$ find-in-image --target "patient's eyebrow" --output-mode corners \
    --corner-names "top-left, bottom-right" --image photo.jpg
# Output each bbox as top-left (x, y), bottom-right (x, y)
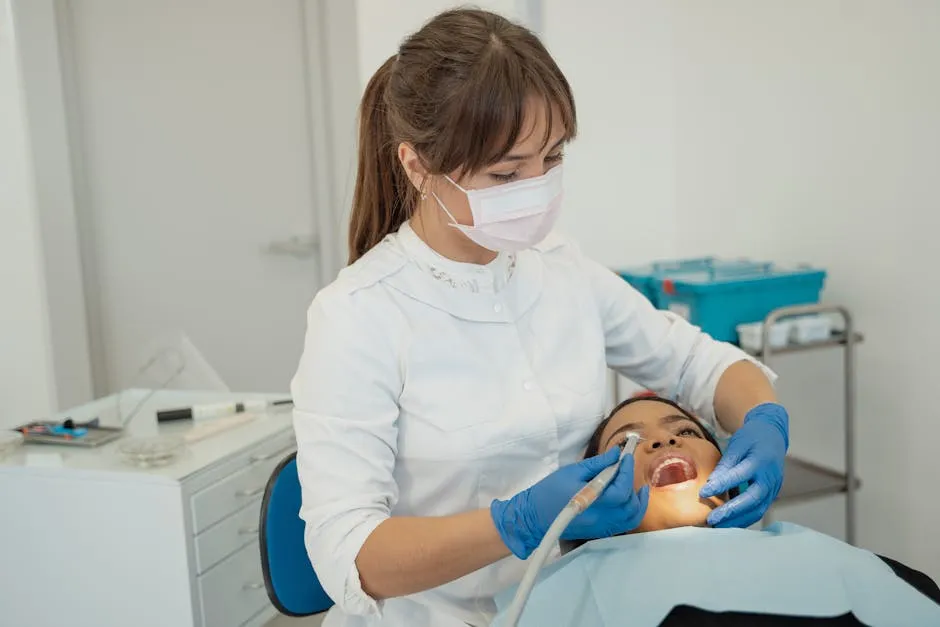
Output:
top-left (603, 414), bottom-right (701, 449)
top-left (660, 414), bottom-right (697, 427)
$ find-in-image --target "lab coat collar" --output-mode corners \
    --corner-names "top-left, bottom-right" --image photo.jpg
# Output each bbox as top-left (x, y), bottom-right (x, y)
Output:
top-left (383, 223), bottom-right (543, 323)
top-left (532, 230), bottom-right (568, 254)
top-left (396, 222), bottom-right (516, 294)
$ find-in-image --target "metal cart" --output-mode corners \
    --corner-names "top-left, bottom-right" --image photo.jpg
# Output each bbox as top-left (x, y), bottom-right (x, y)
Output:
top-left (610, 303), bottom-right (862, 545)
top-left (753, 304), bottom-right (862, 545)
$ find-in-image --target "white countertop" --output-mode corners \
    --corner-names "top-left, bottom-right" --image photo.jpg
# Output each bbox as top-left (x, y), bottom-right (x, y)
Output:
top-left (0, 389), bottom-right (294, 483)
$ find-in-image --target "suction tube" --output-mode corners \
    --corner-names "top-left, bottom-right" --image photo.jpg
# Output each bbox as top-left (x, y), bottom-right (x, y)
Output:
top-left (501, 433), bottom-right (642, 627)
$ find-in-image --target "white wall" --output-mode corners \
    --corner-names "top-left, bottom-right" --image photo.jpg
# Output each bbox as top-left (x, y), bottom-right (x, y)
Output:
top-left (319, 0), bottom-right (362, 268)
top-left (546, 0), bottom-right (939, 580)
top-left (544, 1), bottom-right (678, 267)
top-left (669, 1), bottom-right (940, 579)
top-left (0, 0), bottom-right (57, 427)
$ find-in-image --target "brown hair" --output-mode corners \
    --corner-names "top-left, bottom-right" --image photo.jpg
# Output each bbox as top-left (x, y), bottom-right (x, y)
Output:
top-left (347, 8), bottom-right (577, 264)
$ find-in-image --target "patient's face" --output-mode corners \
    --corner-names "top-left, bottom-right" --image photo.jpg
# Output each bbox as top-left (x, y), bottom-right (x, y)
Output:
top-left (596, 400), bottom-right (726, 532)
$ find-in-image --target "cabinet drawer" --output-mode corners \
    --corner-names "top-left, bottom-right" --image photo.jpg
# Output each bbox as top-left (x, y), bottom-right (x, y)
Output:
top-left (195, 498), bottom-right (262, 574)
top-left (241, 606), bottom-right (277, 627)
top-left (190, 441), bottom-right (291, 533)
top-left (198, 540), bottom-right (269, 627)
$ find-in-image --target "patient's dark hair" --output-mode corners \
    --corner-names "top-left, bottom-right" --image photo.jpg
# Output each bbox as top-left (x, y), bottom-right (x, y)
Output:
top-left (584, 395), bottom-right (722, 458)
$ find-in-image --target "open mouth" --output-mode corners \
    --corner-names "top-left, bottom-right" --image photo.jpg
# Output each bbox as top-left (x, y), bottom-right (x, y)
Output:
top-left (648, 453), bottom-right (698, 489)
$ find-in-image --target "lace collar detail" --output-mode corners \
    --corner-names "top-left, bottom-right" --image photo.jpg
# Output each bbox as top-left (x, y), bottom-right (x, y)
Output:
top-left (396, 222), bottom-right (516, 294)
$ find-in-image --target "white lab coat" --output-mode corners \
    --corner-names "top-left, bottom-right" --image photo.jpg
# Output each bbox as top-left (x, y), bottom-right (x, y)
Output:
top-left (290, 223), bottom-right (773, 627)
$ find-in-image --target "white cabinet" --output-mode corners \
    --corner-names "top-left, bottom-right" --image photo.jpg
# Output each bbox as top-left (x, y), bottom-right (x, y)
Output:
top-left (195, 498), bottom-right (265, 575)
top-left (198, 541), bottom-right (271, 627)
top-left (0, 390), bottom-right (296, 627)
top-left (187, 432), bottom-right (295, 627)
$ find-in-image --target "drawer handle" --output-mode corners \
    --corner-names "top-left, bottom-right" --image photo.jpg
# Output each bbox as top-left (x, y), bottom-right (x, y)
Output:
top-left (239, 525), bottom-right (260, 535)
top-left (243, 582), bottom-right (265, 591)
top-left (249, 444), bottom-right (294, 464)
top-left (235, 486), bottom-right (264, 498)
top-left (249, 452), bottom-right (276, 463)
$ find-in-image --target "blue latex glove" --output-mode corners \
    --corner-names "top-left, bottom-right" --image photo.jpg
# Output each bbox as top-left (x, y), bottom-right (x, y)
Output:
top-left (491, 447), bottom-right (650, 559)
top-left (700, 402), bottom-right (789, 528)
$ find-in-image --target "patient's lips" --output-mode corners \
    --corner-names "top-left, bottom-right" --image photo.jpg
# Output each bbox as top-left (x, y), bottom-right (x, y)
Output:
top-left (648, 452), bottom-right (698, 489)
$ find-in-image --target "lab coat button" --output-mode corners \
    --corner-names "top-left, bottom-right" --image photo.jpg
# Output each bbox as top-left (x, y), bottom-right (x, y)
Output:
top-left (493, 303), bottom-right (503, 313)
top-left (523, 380), bottom-right (534, 391)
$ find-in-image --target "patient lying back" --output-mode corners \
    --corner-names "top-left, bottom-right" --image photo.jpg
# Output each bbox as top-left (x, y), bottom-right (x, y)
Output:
top-left (493, 396), bottom-right (940, 627)
top-left (583, 394), bottom-right (731, 533)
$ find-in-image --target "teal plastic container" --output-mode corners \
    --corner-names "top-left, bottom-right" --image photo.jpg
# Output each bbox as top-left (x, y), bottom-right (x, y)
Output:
top-left (618, 257), bottom-right (719, 305)
top-left (653, 264), bottom-right (827, 343)
top-left (618, 257), bottom-right (761, 307)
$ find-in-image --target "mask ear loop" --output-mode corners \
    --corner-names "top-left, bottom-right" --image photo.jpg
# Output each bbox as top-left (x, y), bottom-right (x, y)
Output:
top-left (444, 174), bottom-right (470, 194)
top-left (430, 174), bottom-right (471, 228)
top-left (429, 191), bottom-right (462, 228)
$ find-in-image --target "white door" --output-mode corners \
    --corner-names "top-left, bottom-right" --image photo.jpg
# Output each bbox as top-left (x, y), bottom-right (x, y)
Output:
top-left (64, 0), bottom-right (344, 393)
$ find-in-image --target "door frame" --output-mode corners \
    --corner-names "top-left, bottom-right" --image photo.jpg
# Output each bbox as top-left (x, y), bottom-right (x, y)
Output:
top-left (13, 0), bottom-right (360, 400)
top-left (10, 0), bottom-right (94, 407)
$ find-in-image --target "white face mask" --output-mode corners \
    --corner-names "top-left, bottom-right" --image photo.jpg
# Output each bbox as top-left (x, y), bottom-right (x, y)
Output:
top-left (430, 164), bottom-right (564, 253)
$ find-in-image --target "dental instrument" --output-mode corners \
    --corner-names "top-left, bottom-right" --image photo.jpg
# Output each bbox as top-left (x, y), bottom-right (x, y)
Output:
top-left (156, 398), bottom-right (292, 422)
top-left (502, 432), bottom-right (643, 627)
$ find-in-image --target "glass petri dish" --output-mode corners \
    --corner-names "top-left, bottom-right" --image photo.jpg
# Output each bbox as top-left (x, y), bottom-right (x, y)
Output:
top-left (118, 435), bottom-right (185, 468)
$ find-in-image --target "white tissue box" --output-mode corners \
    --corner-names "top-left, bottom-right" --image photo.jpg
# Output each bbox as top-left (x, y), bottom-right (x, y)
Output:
top-left (791, 315), bottom-right (833, 344)
top-left (736, 321), bottom-right (791, 353)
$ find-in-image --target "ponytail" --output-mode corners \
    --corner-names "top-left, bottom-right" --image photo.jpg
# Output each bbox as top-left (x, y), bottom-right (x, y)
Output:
top-left (348, 55), bottom-right (416, 264)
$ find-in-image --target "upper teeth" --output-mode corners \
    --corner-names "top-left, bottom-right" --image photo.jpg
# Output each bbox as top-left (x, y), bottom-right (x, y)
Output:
top-left (652, 457), bottom-right (693, 483)
top-left (657, 457), bottom-right (690, 469)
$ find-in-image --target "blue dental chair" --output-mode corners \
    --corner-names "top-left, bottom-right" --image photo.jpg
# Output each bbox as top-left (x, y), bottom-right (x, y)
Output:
top-left (259, 452), bottom-right (334, 617)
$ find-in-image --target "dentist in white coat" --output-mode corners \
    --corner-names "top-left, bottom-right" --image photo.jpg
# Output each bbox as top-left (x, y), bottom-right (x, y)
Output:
top-left (291, 8), bottom-right (790, 627)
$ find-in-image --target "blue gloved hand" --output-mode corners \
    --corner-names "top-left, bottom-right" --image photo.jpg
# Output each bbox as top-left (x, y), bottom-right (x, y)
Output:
top-left (700, 402), bottom-right (789, 528)
top-left (491, 447), bottom-right (650, 559)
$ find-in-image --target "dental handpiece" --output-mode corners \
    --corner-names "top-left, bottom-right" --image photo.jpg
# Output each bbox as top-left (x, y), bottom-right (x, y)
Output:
top-left (570, 432), bottom-right (641, 513)
top-left (502, 433), bottom-right (642, 627)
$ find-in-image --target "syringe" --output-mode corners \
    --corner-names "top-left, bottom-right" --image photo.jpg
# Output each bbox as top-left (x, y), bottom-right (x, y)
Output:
top-left (501, 433), bottom-right (642, 627)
